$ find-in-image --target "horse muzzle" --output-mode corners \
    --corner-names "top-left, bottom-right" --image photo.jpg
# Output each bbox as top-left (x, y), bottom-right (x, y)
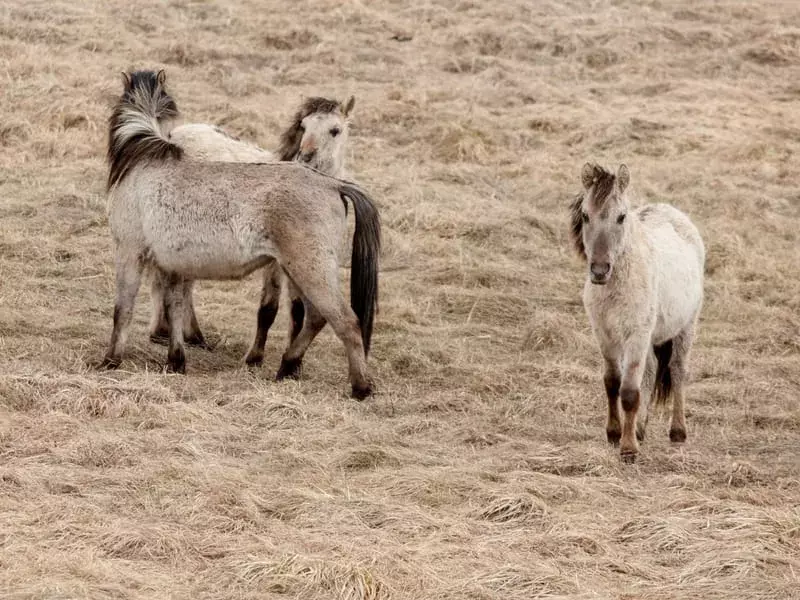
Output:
top-left (590, 261), bottom-right (612, 285)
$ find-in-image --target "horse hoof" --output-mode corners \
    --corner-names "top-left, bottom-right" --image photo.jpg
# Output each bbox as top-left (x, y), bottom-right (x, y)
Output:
top-left (351, 384), bottom-right (372, 400)
top-left (606, 429), bottom-right (621, 445)
top-left (244, 353), bottom-right (263, 368)
top-left (669, 427), bottom-right (687, 443)
top-left (276, 357), bottom-right (302, 381)
top-left (166, 351), bottom-right (186, 374)
top-left (620, 451), bottom-right (637, 464)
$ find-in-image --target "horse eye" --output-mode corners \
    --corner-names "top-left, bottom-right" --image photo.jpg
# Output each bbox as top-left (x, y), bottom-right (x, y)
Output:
top-left (330, 127), bottom-right (341, 137)
top-left (581, 212), bottom-right (589, 223)
top-left (617, 213), bottom-right (626, 225)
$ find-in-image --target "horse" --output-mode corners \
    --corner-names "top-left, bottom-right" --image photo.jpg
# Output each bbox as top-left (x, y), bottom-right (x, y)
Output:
top-left (102, 70), bottom-right (380, 399)
top-left (569, 163), bottom-right (705, 462)
top-left (149, 94), bottom-right (356, 373)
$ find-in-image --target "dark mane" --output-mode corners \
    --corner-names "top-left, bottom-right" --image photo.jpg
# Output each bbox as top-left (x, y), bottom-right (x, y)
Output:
top-left (586, 164), bottom-right (617, 210)
top-left (107, 70), bottom-right (183, 190)
top-left (276, 97), bottom-right (343, 161)
top-left (569, 192), bottom-right (586, 259)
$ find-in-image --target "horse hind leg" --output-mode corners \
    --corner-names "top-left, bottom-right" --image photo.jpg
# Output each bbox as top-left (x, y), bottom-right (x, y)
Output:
top-left (288, 280), bottom-right (305, 344)
top-left (668, 322), bottom-right (696, 443)
top-left (101, 250), bottom-right (144, 368)
top-left (160, 271), bottom-right (187, 374)
top-left (281, 256), bottom-right (371, 399)
top-left (244, 260), bottom-right (282, 367)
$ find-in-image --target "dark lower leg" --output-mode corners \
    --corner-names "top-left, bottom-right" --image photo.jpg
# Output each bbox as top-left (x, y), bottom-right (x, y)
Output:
top-left (276, 303), bottom-right (326, 380)
top-left (604, 366), bottom-right (621, 445)
top-left (149, 274), bottom-right (170, 342)
top-left (670, 378), bottom-right (688, 442)
top-left (620, 387), bottom-right (640, 462)
top-left (244, 263), bottom-right (282, 366)
top-left (290, 297), bottom-right (305, 343)
top-left (181, 281), bottom-right (207, 348)
top-left (245, 298), bottom-right (279, 366)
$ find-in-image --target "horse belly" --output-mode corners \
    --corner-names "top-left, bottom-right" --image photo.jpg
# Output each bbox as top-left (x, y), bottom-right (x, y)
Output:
top-left (149, 226), bottom-right (276, 280)
top-left (653, 246), bottom-right (703, 344)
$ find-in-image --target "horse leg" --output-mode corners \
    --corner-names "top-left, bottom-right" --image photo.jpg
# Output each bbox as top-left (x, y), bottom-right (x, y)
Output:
top-left (281, 257), bottom-right (371, 399)
top-left (288, 280), bottom-right (305, 344)
top-left (162, 271), bottom-right (187, 374)
top-left (101, 249), bottom-right (144, 368)
top-left (181, 279), bottom-right (208, 349)
top-left (637, 347), bottom-right (657, 442)
top-left (148, 270), bottom-right (170, 344)
top-left (244, 260), bottom-right (282, 367)
top-left (619, 338), bottom-right (649, 463)
top-left (275, 300), bottom-right (327, 381)
top-left (603, 357), bottom-right (622, 445)
top-left (669, 320), bottom-right (696, 443)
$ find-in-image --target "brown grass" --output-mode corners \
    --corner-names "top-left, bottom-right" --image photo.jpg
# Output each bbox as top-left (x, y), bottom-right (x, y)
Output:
top-left (1, 0), bottom-right (800, 598)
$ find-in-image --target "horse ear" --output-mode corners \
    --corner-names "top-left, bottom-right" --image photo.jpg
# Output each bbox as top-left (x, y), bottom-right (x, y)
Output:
top-left (156, 69), bottom-right (167, 86)
top-left (121, 71), bottom-right (131, 89)
top-left (617, 164), bottom-right (630, 192)
top-left (342, 95), bottom-right (356, 117)
top-left (581, 162), bottom-right (595, 190)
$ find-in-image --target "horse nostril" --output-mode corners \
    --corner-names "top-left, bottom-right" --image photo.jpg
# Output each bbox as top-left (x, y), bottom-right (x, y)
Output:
top-left (299, 149), bottom-right (316, 163)
top-left (590, 262), bottom-right (611, 278)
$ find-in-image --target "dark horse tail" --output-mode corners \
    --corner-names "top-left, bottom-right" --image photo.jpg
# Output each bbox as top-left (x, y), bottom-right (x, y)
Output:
top-left (338, 183), bottom-right (381, 356)
top-left (653, 340), bottom-right (673, 406)
top-left (107, 69), bottom-right (183, 190)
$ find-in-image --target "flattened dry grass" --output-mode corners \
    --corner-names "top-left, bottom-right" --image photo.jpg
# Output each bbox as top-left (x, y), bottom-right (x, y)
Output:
top-left (1, 0), bottom-right (800, 599)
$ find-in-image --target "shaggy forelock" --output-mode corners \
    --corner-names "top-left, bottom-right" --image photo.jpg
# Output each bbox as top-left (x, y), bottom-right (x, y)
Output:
top-left (586, 164), bottom-right (618, 210)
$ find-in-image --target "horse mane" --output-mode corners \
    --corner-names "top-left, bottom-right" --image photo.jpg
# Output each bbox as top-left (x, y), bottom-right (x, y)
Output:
top-left (107, 70), bottom-right (183, 190)
top-left (276, 97), bottom-right (343, 161)
top-left (569, 192), bottom-right (586, 259)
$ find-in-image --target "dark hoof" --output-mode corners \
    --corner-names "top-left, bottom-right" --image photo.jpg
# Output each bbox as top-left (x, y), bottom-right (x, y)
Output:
top-left (636, 426), bottom-right (646, 442)
top-left (276, 357), bottom-right (302, 381)
top-left (669, 427), bottom-right (687, 443)
top-left (620, 451), bottom-right (637, 464)
top-left (166, 350), bottom-right (186, 374)
top-left (606, 429), bottom-right (621, 445)
top-left (185, 334), bottom-right (209, 349)
top-left (96, 356), bottom-right (121, 370)
top-left (149, 333), bottom-right (169, 346)
top-left (351, 384), bottom-right (373, 400)
top-left (244, 352), bottom-right (264, 368)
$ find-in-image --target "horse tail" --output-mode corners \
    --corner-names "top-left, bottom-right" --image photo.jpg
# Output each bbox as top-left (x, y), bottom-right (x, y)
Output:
top-left (107, 69), bottom-right (183, 190)
top-left (652, 340), bottom-right (673, 406)
top-left (338, 183), bottom-right (381, 356)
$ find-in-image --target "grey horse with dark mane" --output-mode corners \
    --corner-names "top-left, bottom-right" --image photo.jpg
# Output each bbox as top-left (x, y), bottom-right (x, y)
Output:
top-left (101, 70), bottom-right (380, 399)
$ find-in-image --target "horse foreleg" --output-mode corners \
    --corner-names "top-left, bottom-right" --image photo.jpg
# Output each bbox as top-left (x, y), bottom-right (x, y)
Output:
top-left (275, 300), bottom-right (327, 381)
top-left (181, 280), bottom-right (208, 349)
top-left (619, 339), bottom-right (649, 463)
top-left (637, 347), bottom-right (657, 442)
top-left (669, 320), bottom-right (696, 443)
top-left (244, 260), bottom-right (283, 367)
top-left (148, 270), bottom-right (170, 343)
top-left (603, 358), bottom-right (622, 445)
top-left (162, 272), bottom-right (186, 374)
top-left (101, 250), bottom-right (144, 368)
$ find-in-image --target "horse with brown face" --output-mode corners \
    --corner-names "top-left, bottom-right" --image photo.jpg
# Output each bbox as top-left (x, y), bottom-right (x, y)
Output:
top-left (102, 70), bottom-right (379, 399)
top-left (570, 162), bottom-right (705, 462)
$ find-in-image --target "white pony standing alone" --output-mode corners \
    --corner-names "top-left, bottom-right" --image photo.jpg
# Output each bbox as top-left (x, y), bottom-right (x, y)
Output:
top-left (570, 163), bottom-right (705, 462)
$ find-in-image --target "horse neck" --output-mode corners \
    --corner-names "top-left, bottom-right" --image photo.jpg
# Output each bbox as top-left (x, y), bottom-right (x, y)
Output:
top-left (608, 219), bottom-right (648, 288)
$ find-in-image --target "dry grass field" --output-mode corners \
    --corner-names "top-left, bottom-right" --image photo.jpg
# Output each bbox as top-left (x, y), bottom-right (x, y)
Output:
top-left (1, 0), bottom-right (800, 598)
